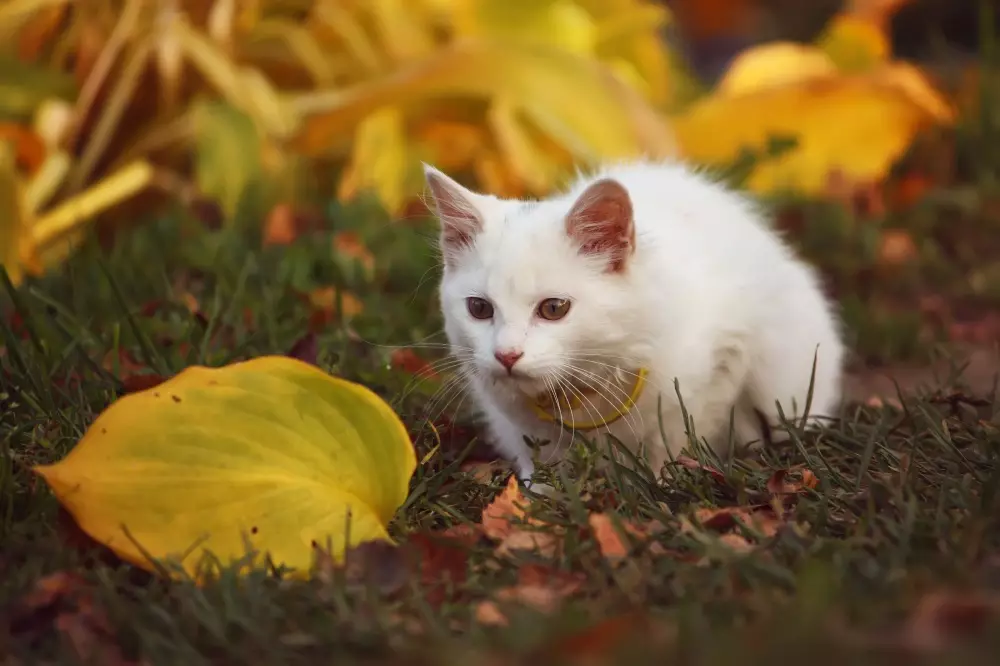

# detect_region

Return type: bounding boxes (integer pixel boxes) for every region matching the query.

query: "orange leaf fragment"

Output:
[482,475,559,557]
[475,564,584,626]
[332,231,376,279]
[877,229,918,267]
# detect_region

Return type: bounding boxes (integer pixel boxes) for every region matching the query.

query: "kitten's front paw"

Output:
[522,479,556,497]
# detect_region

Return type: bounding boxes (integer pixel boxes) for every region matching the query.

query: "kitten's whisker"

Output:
[395,355,475,403]
[573,364,647,441]
[540,375,570,466]
[552,369,608,446]
[559,365,643,447]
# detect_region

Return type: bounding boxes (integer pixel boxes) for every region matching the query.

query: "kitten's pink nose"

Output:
[494,349,524,373]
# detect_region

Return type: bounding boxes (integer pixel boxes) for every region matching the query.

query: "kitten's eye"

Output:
[537,298,571,321]
[466,297,494,320]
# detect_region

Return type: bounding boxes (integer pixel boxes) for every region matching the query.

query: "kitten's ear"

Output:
[565,178,635,273]
[423,163,484,264]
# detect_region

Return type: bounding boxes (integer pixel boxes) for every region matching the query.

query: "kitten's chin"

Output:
[484,371,546,400]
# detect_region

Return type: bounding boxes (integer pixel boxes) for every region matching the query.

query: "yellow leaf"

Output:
[673,55,955,195]
[816,14,890,72]
[33,356,416,579]
[337,106,415,213]
[453,0,598,56]
[716,43,838,97]
[192,99,262,222]
[293,41,676,166]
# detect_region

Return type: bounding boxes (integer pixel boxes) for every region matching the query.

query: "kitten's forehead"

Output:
[462,198,580,298]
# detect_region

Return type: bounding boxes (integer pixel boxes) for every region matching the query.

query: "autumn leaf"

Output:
[900,591,1000,652]
[306,286,365,329]
[670,455,727,483]
[475,563,584,626]
[332,231,376,281]
[589,512,662,560]
[673,33,954,196]
[481,475,560,557]
[5,572,128,665]
[33,356,417,579]
[390,348,438,379]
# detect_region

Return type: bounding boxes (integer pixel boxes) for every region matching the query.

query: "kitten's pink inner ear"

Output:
[425,170,483,255]
[565,179,635,273]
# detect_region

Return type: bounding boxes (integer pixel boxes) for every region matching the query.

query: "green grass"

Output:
[1,189,1000,665]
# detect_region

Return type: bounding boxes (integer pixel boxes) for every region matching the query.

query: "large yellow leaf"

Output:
[34,356,417,579]
[673,54,954,195]
[292,40,676,164]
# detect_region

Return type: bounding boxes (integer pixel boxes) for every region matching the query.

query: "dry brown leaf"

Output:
[262,203,298,246]
[307,286,365,321]
[482,475,560,557]
[877,229,918,267]
[671,455,726,483]
[461,460,502,485]
[802,469,819,489]
[481,475,529,541]
[901,591,1000,652]
[6,572,130,665]
[589,512,661,560]
[475,564,584,626]
[332,231,376,279]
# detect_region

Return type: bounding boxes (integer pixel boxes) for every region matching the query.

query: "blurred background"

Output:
[0,0,998,373]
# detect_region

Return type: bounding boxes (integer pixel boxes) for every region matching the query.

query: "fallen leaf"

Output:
[538,611,652,660]
[405,531,473,607]
[589,512,654,560]
[482,475,530,541]
[682,505,782,546]
[802,469,819,489]
[390,348,438,379]
[670,455,726,483]
[263,203,299,246]
[5,572,129,665]
[307,286,365,321]
[332,231,376,280]
[475,563,584,626]
[482,475,560,557]
[901,591,1000,652]
[287,331,319,366]
[461,460,502,484]
[877,229,918,267]
[33,356,417,579]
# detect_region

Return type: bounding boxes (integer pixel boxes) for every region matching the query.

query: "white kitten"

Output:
[424,160,845,486]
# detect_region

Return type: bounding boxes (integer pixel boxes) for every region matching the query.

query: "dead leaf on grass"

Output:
[900,591,1000,652]
[5,572,131,665]
[286,331,319,366]
[390,348,438,379]
[589,512,664,560]
[670,455,727,483]
[482,475,560,557]
[475,563,585,626]
[680,505,783,555]
[332,231,376,281]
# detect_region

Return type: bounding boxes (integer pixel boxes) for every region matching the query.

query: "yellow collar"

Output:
[529,368,648,431]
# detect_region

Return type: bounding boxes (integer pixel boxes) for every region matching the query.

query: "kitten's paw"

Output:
[522,479,556,497]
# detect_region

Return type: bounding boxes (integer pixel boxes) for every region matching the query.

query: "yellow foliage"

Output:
[672,1,954,196]
[33,356,417,580]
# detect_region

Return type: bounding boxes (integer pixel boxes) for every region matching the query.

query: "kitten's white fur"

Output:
[425,160,845,485]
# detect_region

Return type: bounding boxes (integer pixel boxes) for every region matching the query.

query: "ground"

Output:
[1,172,1000,665]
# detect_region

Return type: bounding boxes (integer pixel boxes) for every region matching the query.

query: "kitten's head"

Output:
[424,164,640,396]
